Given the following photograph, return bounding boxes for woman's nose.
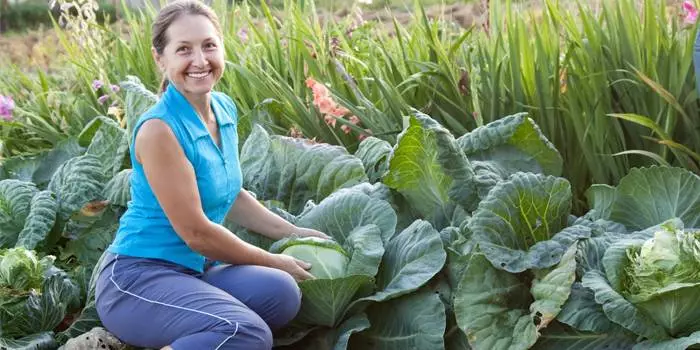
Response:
[192,49,208,66]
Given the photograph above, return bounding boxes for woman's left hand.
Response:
[294,227,331,240]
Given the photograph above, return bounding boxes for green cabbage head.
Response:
[269,230,383,328]
[276,237,350,279]
[0,247,80,348]
[620,225,700,337]
[582,221,700,348]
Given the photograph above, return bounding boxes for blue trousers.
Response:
[95,252,301,350]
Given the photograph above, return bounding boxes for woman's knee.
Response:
[233,319,273,350]
[266,269,302,329]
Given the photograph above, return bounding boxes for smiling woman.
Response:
[92,1,331,350]
[151,6,224,97]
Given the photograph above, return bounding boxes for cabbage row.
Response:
[0,77,699,349]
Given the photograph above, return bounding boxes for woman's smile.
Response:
[186,71,211,80]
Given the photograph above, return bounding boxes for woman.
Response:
[94,1,328,349]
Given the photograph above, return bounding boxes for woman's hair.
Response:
[152,0,223,92]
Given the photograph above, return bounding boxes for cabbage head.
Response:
[581,221,700,348]
[0,248,80,349]
[269,230,381,328]
[276,237,350,279]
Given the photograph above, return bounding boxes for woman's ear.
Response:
[152,47,165,72]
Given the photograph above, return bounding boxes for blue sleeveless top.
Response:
[107,83,243,272]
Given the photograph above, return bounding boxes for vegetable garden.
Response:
[1,0,699,349]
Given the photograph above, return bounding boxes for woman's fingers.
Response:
[295,258,312,270]
[295,268,315,281]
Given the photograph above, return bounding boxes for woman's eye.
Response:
[205,43,217,49]
[177,47,190,53]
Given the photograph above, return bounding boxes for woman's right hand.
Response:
[271,254,315,282]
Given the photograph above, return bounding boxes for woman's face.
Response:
[154,14,224,97]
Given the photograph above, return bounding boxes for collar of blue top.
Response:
[163,82,234,141]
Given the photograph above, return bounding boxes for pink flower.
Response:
[317,98,335,115]
[329,106,350,117]
[306,77,354,128]
[348,115,360,125]
[311,83,330,99]
[0,95,15,120]
[340,124,351,134]
[324,115,337,127]
[305,78,317,88]
[110,84,120,93]
[97,95,110,105]
[684,1,698,25]
[92,79,104,91]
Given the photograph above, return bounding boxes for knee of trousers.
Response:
[268,272,303,330]
[224,318,273,350]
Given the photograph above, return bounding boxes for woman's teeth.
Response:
[187,71,210,80]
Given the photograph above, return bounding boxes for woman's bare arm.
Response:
[134,119,311,279]
[226,190,330,240]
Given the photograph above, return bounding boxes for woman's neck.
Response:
[184,92,214,123]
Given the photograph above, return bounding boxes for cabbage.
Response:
[576,220,700,349]
[0,248,80,349]
[276,237,350,279]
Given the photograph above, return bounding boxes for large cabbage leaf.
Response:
[532,322,638,350]
[78,116,129,178]
[454,245,577,350]
[469,172,590,273]
[354,137,392,183]
[59,207,120,267]
[119,75,159,138]
[350,219,446,306]
[0,180,38,247]
[292,275,374,328]
[14,191,57,250]
[350,290,447,350]
[0,139,84,187]
[604,167,700,230]
[383,113,479,230]
[102,169,132,207]
[47,154,105,223]
[240,125,368,215]
[456,113,563,177]
[295,187,396,244]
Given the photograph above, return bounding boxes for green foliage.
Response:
[1,0,700,348]
[0,0,117,34]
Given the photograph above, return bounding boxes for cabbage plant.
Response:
[0,248,80,349]
[578,221,700,349]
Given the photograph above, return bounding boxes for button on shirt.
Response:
[107,83,242,273]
